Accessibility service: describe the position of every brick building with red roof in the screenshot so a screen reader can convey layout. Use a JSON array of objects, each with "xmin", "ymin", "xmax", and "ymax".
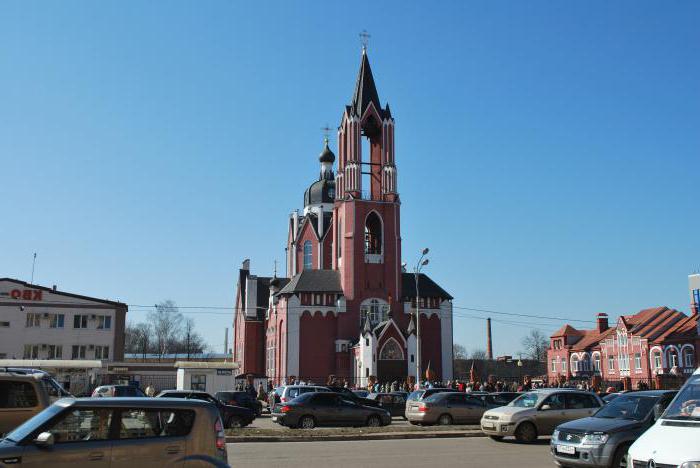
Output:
[{"xmin": 547, "ymin": 306, "xmax": 699, "ymax": 386}]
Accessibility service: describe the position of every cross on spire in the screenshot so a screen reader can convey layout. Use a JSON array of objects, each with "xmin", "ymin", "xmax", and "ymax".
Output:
[
  {"xmin": 273, "ymin": 259, "xmax": 278, "ymax": 277},
  {"xmin": 321, "ymin": 124, "xmax": 332, "ymax": 143},
  {"xmin": 359, "ymin": 30, "xmax": 371, "ymax": 52}
]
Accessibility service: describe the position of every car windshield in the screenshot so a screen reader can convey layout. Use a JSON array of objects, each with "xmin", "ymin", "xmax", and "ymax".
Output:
[
  {"xmin": 663, "ymin": 375, "xmax": 700, "ymax": 421},
  {"xmin": 407, "ymin": 391, "xmax": 424, "ymax": 401},
  {"xmin": 4, "ymin": 404, "xmax": 64, "ymax": 443},
  {"xmin": 594, "ymin": 394, "xmax": 658, "ymax": 420},
  {"xmin": 509, "ymin": 392, "xmax": 540, "ymax": 408}
]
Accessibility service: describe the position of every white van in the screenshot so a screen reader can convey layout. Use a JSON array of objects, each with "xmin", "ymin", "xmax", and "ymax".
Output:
[{"xmin": 628, "ymin": 367, "xmax": 700, "ymax": 467}]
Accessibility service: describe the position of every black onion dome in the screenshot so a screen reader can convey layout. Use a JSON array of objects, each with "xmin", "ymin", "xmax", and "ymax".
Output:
[
  {"xmin": 319, "ymin": 141, "xmax": 335, "ymax": 163},
  {"xmin": 304, "ymin": 178, "xmax": 336, "ymax": 206},
  {"xmin": 270, "ymin": 276, "xmax": 281, "ymax": 288}
]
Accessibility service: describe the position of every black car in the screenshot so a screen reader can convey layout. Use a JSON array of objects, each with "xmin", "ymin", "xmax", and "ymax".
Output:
[
  {"xmin": 484, "ymin": 392, "xmax": 522, "ymax": 407},
  {"xmin": 551, "ymin": 390, "xmax": 676, "ymax": 468},
  {"xmin": 366, "ymin": 392, "xmax": 407, "ymax": 417},
  {"xmin": 156, "ymin": 390, "xmax": 256, "ymax": 428},
  {"xmin": 325, "ymin": 386, "xmax": 381, "ymax": 408},
  {"xmin": 407, "ymin": 387, "xmax": 460, "ymax": 401},
  {"xmin": 215, "ymin": 390, "xmax": 263, "ymax": 416},
  {"xmin": 271, "ymin": 392, "xmax": 392, "ymax": 429}
]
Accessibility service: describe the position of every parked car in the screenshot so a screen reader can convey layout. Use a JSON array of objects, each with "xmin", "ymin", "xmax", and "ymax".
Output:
[
  {"xmin": 0, "ymin": 372, "xmax": 52, "ymax": 436},
  {"xmin": 551, "ymin": 390, "xmax": 676, "ymax": 468},
  {"xmin": 271, "ymin": 392, "xmax": 391, "ymax": 429},
  {"xmin": 277, "ymin": 385, "xmax": 330, "ymax": 406},
  {"xmin": 91, "ymin": 384, "xmax": 147, "ymax": 398},
  {"xmin": 481, "ymin": 389, "xmax": 603, "ymax": 443},
  {"xmin": 406, "ymin": 392, "xmax": 492, "ymax": 425},
  {"xmin": 325, "ymin": 386, "xmax": 380, "ymax": 408},
  {"xmin": 628, "ymin": 369, "xmax": 700, "ymax": 467},
  {"xmin": 406, "ymin": 387, "xmax": 460, "ymax": 402},
  {"xmin": 352, "ymin": 389, "xmax": 370, "ymax": 398},
  {"xmin": 1, "ymin": 368, "xmax": 72, "ymax": 400},
  {"xmin": 367, "ymin": 392, "xmax": 407, "ymax": 417},
  {"xmin": 0, "ymin": 397, "xmax": 229, "ymax": 467},
  {"xmin": 156, "ymin": 390, "xmax": 255, "ymax": 428},
  {"xmin": 215, "ymin": 390, "xmax": 263, "ymax": 416}
]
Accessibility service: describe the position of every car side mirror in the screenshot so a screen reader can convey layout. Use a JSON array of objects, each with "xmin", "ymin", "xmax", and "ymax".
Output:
[
  {"xmin": 540, "ymin": 404, "xmax": 551, "ymax": 411},
  {"xmin": 34, "ymin": 432, "xmax": 54, "ymax": 448}
]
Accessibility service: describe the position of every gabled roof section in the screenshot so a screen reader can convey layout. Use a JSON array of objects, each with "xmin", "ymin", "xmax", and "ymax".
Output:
[
  {"xmin": 278, "ymin": 269, "xmax": 343, "ymax": 295},
  {"xmin": 351, "ymin": 51, "xmax": 382, "ymax": 119},
  {"xmin": 571, "ymin": 328, "xmax": 615, "ymax": 351},
  {"xmin": 551, "ymin": 324, "xmax": 583, "ymax": 338},
  {"xmin": 0, "ymin": 278, "xmax": 126, "ymax": 307},
  {"xmin": 400, "ymin": 273, "xmax": 452, "ymax": 300}
]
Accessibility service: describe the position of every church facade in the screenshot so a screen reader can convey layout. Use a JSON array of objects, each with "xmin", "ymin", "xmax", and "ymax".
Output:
[{"xmin": 233, "ymin": 50, "xmax": 453, "ymax": 386}]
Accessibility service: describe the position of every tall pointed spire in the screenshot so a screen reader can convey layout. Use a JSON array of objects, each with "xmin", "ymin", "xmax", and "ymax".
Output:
[{"xmin": 351, "ymin": 51, "xmax": 382, "ymax": 118}]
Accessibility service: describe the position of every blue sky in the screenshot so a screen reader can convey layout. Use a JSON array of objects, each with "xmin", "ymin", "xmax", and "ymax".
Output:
[{"xmin": 2, "ymin": 1, "xmax": 698, "ymax": 357}]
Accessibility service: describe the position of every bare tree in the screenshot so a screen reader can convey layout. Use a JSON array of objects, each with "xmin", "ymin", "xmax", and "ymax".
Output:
[
  {"xmin": 149, "ymin": 300, "xmax": 184, "ymax": 360},
  {"xmin": 470, "ymin": 348, "xmax": 487, "ymax": 360},
  {"xmin": 521, "ymin": 329, "xmax": 549, "ymax": 362},
  {"xmin": 453, "ymin": 343, "xmax": 468, "ymax": 360},
  {"xmin": 179, "ymin": 317, "xmax": 205, "ymax": 359}
]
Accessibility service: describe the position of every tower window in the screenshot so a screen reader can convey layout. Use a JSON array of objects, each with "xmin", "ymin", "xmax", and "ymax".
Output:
[
  {"xmin": 303, "ymin": 241, "xmax": 313, "ymax": 269},
  {"xmin": 364, "ymin": 212, "xmax": 382, "ymax": 255}
]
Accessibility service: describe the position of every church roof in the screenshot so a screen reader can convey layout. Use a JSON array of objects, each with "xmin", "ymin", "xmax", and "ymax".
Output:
[
  {"xmin": 278, "ymin": 269, "xmax": 343, "ymax": 295},
  {"xmin": 400, "ymin": 273, "xmax": 453, "ymax": 300},
  {"xmin": 350, "ymin": 51, "xmax": 383, "ymax": 119}
]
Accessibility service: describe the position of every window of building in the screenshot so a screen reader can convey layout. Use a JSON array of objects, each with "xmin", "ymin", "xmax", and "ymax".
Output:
[
  {"xmin": 364, "ymin": 212, "xmax": 382, "ymax": 255},
  {"xmin": 25, "ymin": 313, "xmax": 41, "ymax": 328},
  {"xmin": 668, "ymin": 349, "xmax": 679, "ymax": 368},
  {"xmin": 562, "ymin": 360, "xmax": 567, "ymax": 372},
  {"xmin": 571, "ymin": 356, "xmax": 579, "ymax": 372},
  {"xmin": 191, "ymin": 374, "xmax": 206, "ymax": 391},
  {"xmin": 653, "ymin": 352, "xmax": 662, "ymax": 369},
  {"xmin": 551, "ymin": 359, "xmax": 556, "ymax": 372},
  {"xmin": 71, "ymin": 345, "xmax": 86, "ymax": 359},
  {"xmin": 693, "ymin": 289, "xmax": 700, "ymax": 308},
  {"xmin": 303, "ymin": 241, "xmax": 313, "ymax": 269},
  {"xmin": 337, "ymin": 218, "xmax": 343, "ymax": 259},
  {"xmin": 326, "ymin": 294, "xmax": 335, "ymax": 306},
  {"xmin": 313, "ymin": 294, "xmax": 322, "ymax": 306},
  {"xmin": 95, "ymin": 346, "xmax": 109, "ymax": 360},
  {"xmin": 73, "ymin": 315, "xmax": 88, "ymax": 329},
  {"xmin": 379, "ymin": 339, "xmax": 404, "ymax": 360},
  {"xmin": 608, "ymin": 356, "xmax": 615, "ymax": 371},
  {"xmin": 47, "ymin": 345, "xmax": 62, "ymax": 360},
  {"xmin": 0, "ymin": 321, "xmax": 9, "ymax": 328},
  {"xmin": 593, "ymin": 354, "xmax": 601, "ymax": 372},
  {"xmin": 23, "ymin": 344, "xmax": 39, "ymax": 359},
  {"xmin": 360, "ymin": 299, "xmax": 389, "ymax": 328},
  {"xmin": 97, "ymin": 315, "xmax": 111, "ymax": 330},
  {"xmin": 683, "ymin": 348, "xmax": 693, "ymax": 367},
  {"xmin": 49, "ymin": 314, "xmax": 65, "ymax": 328},
  {"xmin": 635, "ymin": 353, "xmax": 642, "ymax": 370}
]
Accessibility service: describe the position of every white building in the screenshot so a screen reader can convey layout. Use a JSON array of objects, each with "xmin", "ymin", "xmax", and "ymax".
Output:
[{"xmin": 0, "ymin": 278, "xmax": 127, "ymax": 362}]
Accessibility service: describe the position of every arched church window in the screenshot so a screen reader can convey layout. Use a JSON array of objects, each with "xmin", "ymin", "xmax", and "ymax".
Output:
[
  {"xmin": 667, "ymin": 348, "xmax": 679, "ymax": 368},
  {"xmin": 364, "ymin": 212, "xmax": 382, "ymax": 255},
  {"xmin": 683, "ymin": 347, "xmax": 694, "ymax": 368},
  {"xmin": 379, "ymin": 339, "xmax": 404, "ymax": 360},
  {"xmin": 303, "ymin": 241, "xmax": 313, "ymax": 269},
  {"xmin": 360, "ymin": 298, "xmax": 389, "ymax": 328}
]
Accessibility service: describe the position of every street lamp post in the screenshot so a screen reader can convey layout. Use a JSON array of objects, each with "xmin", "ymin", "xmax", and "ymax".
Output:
[{"xmin": 414, "ymin": 248, "xmax": 429, "ymax": 388}]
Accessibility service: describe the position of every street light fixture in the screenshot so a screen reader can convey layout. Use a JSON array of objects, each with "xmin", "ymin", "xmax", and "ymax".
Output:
[{"xmin": 414, "ymin": 248, "xmax": 429, "ymax": 388}]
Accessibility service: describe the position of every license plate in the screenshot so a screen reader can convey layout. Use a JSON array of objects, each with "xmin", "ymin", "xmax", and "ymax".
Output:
[
  {"xmin": 271, "ymin": 416, "xmax": 278, "ymax": 422},
  {"xmin": 556, "ymin": 445, "xmax": 576, "ymax": 455},
  {"xmin": 482, "ymin": 422, "xmax": 495, "ymax": 429}
]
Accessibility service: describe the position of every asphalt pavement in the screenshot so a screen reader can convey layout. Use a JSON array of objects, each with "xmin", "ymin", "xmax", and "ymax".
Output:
[{"xmin": 227, "ymin": 436, "xmax": 554, "ymax": 467}]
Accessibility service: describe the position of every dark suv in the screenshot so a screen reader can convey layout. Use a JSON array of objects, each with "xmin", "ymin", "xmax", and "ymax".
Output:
[
  {"xmin": 325, "ymin": 386, "xmax": 380, "ymax": 408},
  {"xmin": 215, "ymin": 391, "xmax": 262, "ymax": 416},
  {"xmin": 157, "ymin": 390, "xmax": 255, "ymax": 428},
  {"xmin": 551, "ymin": 390, "xmax": 676, "ymax": 468}
]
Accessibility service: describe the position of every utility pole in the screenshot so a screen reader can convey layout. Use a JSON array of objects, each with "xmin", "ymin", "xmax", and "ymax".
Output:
[{"xmin": 414, "ymin": 248, "xmax": 429, "ymax": 387}]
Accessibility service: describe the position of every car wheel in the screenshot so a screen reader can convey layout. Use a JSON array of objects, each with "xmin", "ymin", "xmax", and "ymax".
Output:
[
  {"xmin": 366, "ymin": 415, "xmax": 381, "ymax": 427},
  {"xmin": 227, "ymin": 416, "xmax": 242, "ymax": 429},
  {"xmin": 438, "ymin": 414, "xmax": 453, "ymax": 426},
  {"xmin": 611, "ymin": 444, "xmax": 630, "ymax": 468},
  {"xmin": 514, "ymin": 422, "xmax": 537, "ymax": 443},
  {"xmin": 488, "ymin": 435, "xmax": 504, "ymax": 441},
  {"xmin": 299, "ymin": 415, "xmax": 316, "ymax": 429}
]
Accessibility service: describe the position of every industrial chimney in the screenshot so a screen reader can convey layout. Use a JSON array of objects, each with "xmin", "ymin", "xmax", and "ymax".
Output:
[{"xmin": 486, "ymin": 318, "xmax": 493, "ymax": 360}]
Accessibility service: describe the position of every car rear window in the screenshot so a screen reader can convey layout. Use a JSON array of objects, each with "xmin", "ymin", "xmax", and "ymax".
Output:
[
  {"xmin": 118, "ymin": 409, "xmax": 195, "ymax": 439},
  {"xmin": 0, "ymin": 381, "xmax": 38, "ymax": 408}
]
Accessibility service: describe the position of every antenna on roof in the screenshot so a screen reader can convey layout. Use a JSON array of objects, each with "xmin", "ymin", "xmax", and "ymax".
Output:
[{"xmin": 30, "ymin": 252, "xmax": 37, "ymax": 284}]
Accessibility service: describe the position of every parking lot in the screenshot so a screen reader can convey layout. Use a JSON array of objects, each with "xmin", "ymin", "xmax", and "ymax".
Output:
[{"xmin": 228, "ymin": 437, "xmax": 554, "ymax": 467}]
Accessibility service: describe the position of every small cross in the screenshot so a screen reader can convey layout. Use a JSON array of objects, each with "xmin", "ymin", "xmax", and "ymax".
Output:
[
  {"xmin": 359, "ymin": 30, "xmax": 371, "ymax": 51},
  {"xmin": 273, "ymin": 260, "xmax": 278, "ymax": 277},
  {"xmin": 321, "ymin": 124, "xmax": 332, "ymax": 143}
]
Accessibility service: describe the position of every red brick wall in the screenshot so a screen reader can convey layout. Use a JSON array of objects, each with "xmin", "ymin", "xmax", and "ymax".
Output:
[
  {"xmin": 420, "ymin": 314, "xmax": 442, "ymax": 379},
  {"xmin": 299, "ymin": 311, "xmax": 337, "ymax": 382}
]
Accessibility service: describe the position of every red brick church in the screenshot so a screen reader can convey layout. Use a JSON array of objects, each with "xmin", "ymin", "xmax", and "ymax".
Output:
[{"xmin": 233, "ymin": 49, "xmax": 453, "ymax": 386}]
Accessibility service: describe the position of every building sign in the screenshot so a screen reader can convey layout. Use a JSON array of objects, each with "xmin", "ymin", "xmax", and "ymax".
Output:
[
  {"xmin": 216, "ymin": 369, "xmax": 233, "ymax": 376},
  {"xmin": 0, "ymin": 289, "xmax": 43, "ymax": 301}
]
